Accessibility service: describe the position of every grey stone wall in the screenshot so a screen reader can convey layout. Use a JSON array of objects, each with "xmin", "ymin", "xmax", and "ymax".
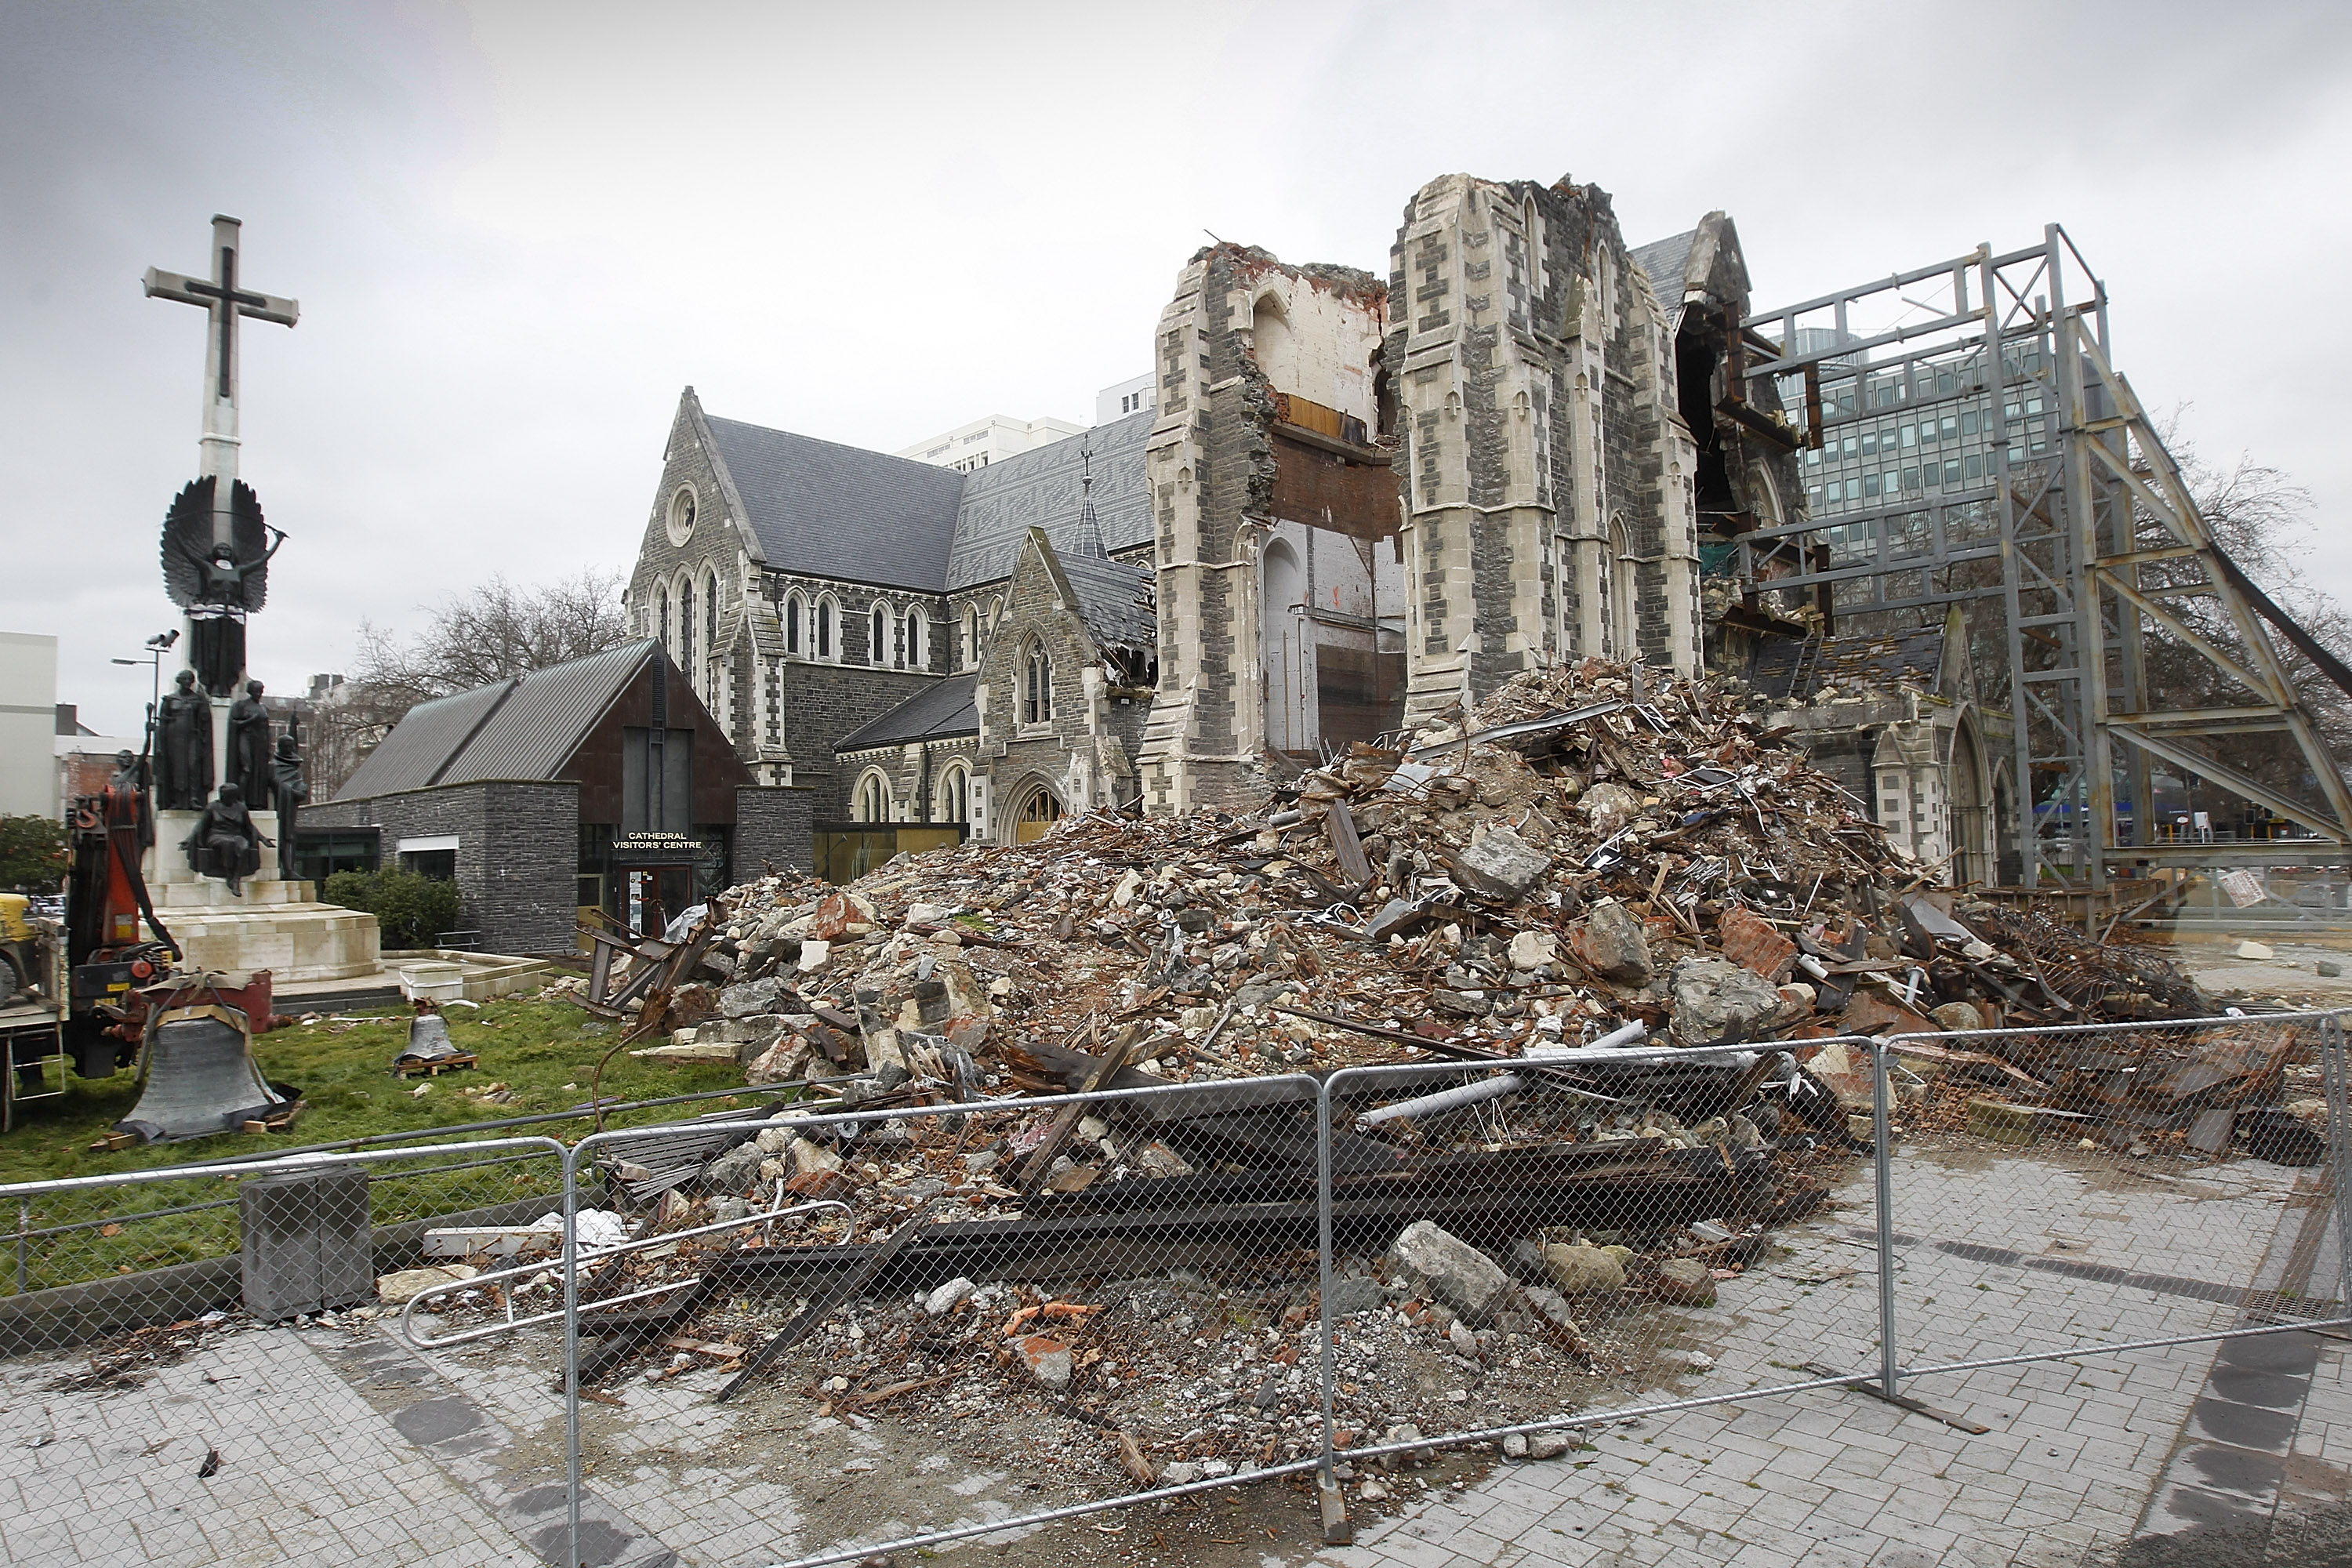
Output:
[
  {"xmin": 304, "ymin": 782, "xmax": 579, "ymax": 955},
  {"xmin": 735, "ymin": 785, "xmax": 815, "ymax": 875}
]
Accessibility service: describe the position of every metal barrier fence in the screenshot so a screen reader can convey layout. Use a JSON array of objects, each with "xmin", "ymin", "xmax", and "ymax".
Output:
[
  {"xmin": 0, "ymin": 1135, "xmax": 569, "ymax": 1558},
  {"xmin": 2, "ymin": 1012, "xmax": 2342, "ymax": 1567}
]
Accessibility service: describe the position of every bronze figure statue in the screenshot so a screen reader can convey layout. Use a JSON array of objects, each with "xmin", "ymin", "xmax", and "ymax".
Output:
[
  {"xmin": 182, "ymin": 782, "xmax": 270, "ymax": 897},
  {"xmin": 156, "ymin": 670, "xmax": 214, "ymax": 811},
  {"xmin": 227, "ymin": 679, "xmax": 273, "ymax": 804},
  {"xmin": 160, "ymin": 476, "xmax": 285, "ymax": 695},
  {"xmin": 270, "ymin": 731, "xmax": 308, "ymax": 883}
]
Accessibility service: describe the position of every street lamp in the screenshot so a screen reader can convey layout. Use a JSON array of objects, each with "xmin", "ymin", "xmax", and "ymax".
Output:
[{"xmin": 111, "ymin": 629, "xmax": 180, "ymax": 739}]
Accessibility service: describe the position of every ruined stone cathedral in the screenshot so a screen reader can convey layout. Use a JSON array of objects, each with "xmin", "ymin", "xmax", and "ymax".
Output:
[{"xmin": 625, "ymin": 171, "xmax": 1815, "ymax": 845}]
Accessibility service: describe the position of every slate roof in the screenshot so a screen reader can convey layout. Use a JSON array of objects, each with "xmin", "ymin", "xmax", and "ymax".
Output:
[
  {"xmin": 832, "ymin": 674, "xmax": 979, "ymax": 754},
  {"xmin": 1057, "ymin": 550, "xmax": 1156, "ymax": 652},
  {"xmin": 334, "ymin": 641, "xmax": 655, "ymax": 800},
  {"xmin": 699, "ymin": 405, "xmax": 1156, "ymax": 597},
  {"xmin": 945, "ymin": 410, "xmax": 1154, "ymax": 590},
  {"xmin": 1628, "ymin": 230, "xmax": 1697, "ymax": 327},
  {"xmin": 704, "ymin": 418, "xmax": 966, "ymax": 592}
]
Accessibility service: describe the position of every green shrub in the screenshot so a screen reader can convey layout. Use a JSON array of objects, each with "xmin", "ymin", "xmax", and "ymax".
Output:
[
  {"xmin": 0, "ymin": 815, "xmax": 67, "ymax": 893},
  {"xmin": 321, "ymin": 867, "xmax": 464, "ymax": 949}
]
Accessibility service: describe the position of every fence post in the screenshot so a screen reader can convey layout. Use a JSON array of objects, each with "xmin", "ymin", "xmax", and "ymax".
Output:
[
  {"xmin": 2324, "ymin": 1016, "xmax": 2352, "ymax": 1316},
  {"xmin": 1314, "ymin": 1072, "xmax": 1345, "ymax": 1543},
  {"xmin": 1873, "ymin": 1036, "xmax": 1899, "ymax": 1399},
  {"xmin": 563, "ymin": 1141, "xmax": 585, "ymax": 1568}
]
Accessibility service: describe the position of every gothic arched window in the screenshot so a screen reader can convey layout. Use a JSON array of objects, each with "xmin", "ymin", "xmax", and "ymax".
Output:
[
  {"xmin": 871, "ymin": 604, "xmax": 890, "ymax": 667},
  {"xmin": 1022, "ymin": 639, "xmax": 1052, "ymax": 726},
  {"xmin": 816, "ymin": 596, "xmax": 837, "ymax": 660},
  {"xmin": 904, "ymin": 609, "xmax": 926, "ymax": 670},
  {"xmin": 785, "ymin": 590, "xmax": 804, "ymax": 656},
  {"xmin": 938, "ymin": 762, "xmax": 969, "ymax": 824},
  {"xmin": 855, "ymin": 769, "xmax": 891, "ymax": 822}
]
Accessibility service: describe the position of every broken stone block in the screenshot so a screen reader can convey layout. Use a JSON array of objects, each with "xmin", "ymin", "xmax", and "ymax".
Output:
[
  {"xmin": 1323, "ymin": 1276, "xmax": 1385, "ymax": 1316},
  {"xmin": 376, "ymin": 1264, "xmax": 477, "ymax": 1306},
  {"xmin": 1507, "ymin": 928, "xmax": 1558, "ymax": 972},
  {"xmin": 924, "ymin": 1277, "xmax": 975, "ymax": 1316},
  {"xmin": 787, "ymin": 1136, "xmax": 842, "ymax": 1178},
  {"xmin": 798, "ymin": 938, "xmax": 832, "ymax": 973},
  {"xmin": 1387, "ymin": 1219, "xmax": 1510, "ymax": 1319},
  {"xmin": 2236, "ymin": 939, "xmax": 2276, "ymax": 960},
  {"xmin": 1570, "ymin": 899, "xmax": 1652, "ymax": 984},
  {"xmin": 1525, "ymin": 1432, "xmax": 1571, "ymax": 1461},
  {"xmin": 2320, "ymin": 960, "xmax": 2344, "ymax": 978},
  {"xmin": 1653, "ymin": 1256, "xmax": 1718, "ymax": 1305},
  {"xmin": 1540, "ymin": 1242, "xmax": 1624, "ymax": 1294},
  {"xmin": 1517, "ymin": 1283, "xmax": 1580, "ymax": 1334},
  {"xmin": 1668, "ymin": 957, "xmax": 1784, "ymax": 1044},
  {"xmin": 702, "ymin": 1141, "xmax": 765, "ymax": 1196},
  {"xmin": 1454, "ymin": 826, "xmax": 1551, "ymax": 902},
  {"xmin": 720, "ymin": 977, "xmax": 785, "ymax": 1018},
  {"xmin": 808, "ymin": 892, "xmax": 876, "ymax": 942},
  {"xmin": 1930, "ymin": 1001, "xmax": 1987, "ymax": 1034},
  {"xmin": 1581, "ymin": 782, "xmax": 1644, "ymax": 836},
  {"xmin": 1015, "ymin": 1334, "xmax": 1073, "ymax": 1390},
  {"xmin": 746, "ymin": 1039, "xmax": 811, "ymax": 1086}
]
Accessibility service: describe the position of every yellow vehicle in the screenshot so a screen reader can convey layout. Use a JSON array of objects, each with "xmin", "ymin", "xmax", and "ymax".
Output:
[{"xmin": 0, "ymin": 892, "xmax": 41, "ymax": 1000}]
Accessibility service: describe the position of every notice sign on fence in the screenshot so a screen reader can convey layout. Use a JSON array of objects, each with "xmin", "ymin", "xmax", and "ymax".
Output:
[{"xmin": 2219, "ymin": 869, "xmax": 2267, "ymax": 907}]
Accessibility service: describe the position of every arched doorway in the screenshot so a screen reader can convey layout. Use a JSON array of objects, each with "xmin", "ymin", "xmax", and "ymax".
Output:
[
  {"xmin": 1948, "ymin": 718, "xmax": 1987, "ymax": 887},
  {"xmin": 1014, "ymin": 786, "xmax": 1064, "ymax": 844}
]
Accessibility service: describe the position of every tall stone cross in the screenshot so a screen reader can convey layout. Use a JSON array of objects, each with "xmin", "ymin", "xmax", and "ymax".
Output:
[{"xmin": 143, "ymin": 215, "xmax": 299, "ymax": 546}]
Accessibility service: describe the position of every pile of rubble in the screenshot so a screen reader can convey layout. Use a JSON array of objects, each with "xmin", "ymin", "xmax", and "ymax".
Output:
[
  {"xmin": 638, "ymin": 659, "xmax": 2228, "ymax": 1102},
  {"xmin": 517, "ymin": 659, "xmax": 2318, "ymax": 1492}
]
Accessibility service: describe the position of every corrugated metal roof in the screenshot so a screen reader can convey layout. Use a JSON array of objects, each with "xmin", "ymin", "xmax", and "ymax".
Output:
[
  {"xmin": 333, "ymin": 679, "xmax": 514, "ymax": 799},
  {"xmin": 445, "ymin": 640, "xmax": 652, "ymax": 786},
  {"xmin": 332, "ymin": 641, "xmax": 658, "ymax": 800},
  {"xmin": 832, "ymin": 674, "xmax": 980, "ymax": 754}
]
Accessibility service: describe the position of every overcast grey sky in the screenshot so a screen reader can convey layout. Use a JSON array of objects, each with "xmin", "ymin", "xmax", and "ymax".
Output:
[{"xmin": 5, "ymin": 0, "xmax": 2348, "ymax": 737}]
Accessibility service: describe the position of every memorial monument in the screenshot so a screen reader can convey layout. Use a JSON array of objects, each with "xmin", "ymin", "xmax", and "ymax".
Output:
[{"xmin": 138, "ymin": 216, "xmax": 376, "ymax": 979}]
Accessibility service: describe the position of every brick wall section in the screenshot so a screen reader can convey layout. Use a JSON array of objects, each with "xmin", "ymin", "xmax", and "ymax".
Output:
[
  {"xmin": 304, "ymin": 782, "xmax": 578, "ymax": 954},
  {"xmin": 734, "ymin": 785, "xmax": 815, "ymax": 875}
]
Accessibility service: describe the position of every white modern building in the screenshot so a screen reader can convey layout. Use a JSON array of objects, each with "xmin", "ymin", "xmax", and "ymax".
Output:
[
  {"xmin": 895, "ymin": 413, "xmax": 1085, "ymax": 474},
  {"xmin": 1094, "ymin": 372, "xmax": 1155, "ymax": 425},
  {"xmin": 0, "ymin": 632, "xmax": 60, "ymax": 820}
]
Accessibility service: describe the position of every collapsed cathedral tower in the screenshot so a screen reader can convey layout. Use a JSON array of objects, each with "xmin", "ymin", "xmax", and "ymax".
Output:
[{"xmin": 621, "ymin": 170, "xmax": 1809, "ymax": 841}]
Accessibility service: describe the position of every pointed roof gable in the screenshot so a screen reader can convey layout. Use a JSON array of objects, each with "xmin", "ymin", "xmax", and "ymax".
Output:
[{"xmin": 702, "ymin": 413, "xmax": 966, "ymax": 591}]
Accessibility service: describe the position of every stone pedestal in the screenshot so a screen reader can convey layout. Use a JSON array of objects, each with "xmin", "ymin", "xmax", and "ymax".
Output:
[{"xmin": 145, "ymin": 809, "xmax": 380, "ymax": 982}]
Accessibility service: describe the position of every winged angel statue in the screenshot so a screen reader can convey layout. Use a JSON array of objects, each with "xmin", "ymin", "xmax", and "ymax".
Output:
[{"xmin": 161, "ymin": 476, "xmax": 285, "ymax": 695}]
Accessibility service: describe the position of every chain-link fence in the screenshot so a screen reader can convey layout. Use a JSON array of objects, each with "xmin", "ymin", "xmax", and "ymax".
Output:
[
  {"xmin": 11, "ymin": 1011, "xmax": 2337, "ymax": 1566},
  {"xmin": 0, "ymin": 1135, "xmax": 569, "ymax": 1557},
  {"xmin": 518, "ymin": 1013, "xmax": 2345, "ymax": 1566},
  {"xmin": 1876, "ymin": 1012, "xmax": 2350, "ymax": 1402}
]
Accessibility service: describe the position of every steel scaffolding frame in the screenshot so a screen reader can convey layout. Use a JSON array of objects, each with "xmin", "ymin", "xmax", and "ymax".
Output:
[{"xmin": 1734, "ymin": 225, "xmax": 2352, "ymax": 892}]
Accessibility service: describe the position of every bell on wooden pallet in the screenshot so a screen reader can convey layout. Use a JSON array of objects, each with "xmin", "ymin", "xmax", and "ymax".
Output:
[{"xmin": 115, "ymin": 968, "xmax": 290, "ymax": 1142}]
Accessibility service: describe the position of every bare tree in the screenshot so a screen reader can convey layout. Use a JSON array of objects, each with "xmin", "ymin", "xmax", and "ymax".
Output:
[{"xmin": 309, "ymin": 569, "xmax": 629, "ymax": 797}]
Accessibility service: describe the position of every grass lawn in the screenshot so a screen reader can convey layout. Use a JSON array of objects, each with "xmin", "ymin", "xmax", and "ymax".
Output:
[{"xmin": 0, "ymin": 995, "xmax": 773, "ymax": 1292}]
